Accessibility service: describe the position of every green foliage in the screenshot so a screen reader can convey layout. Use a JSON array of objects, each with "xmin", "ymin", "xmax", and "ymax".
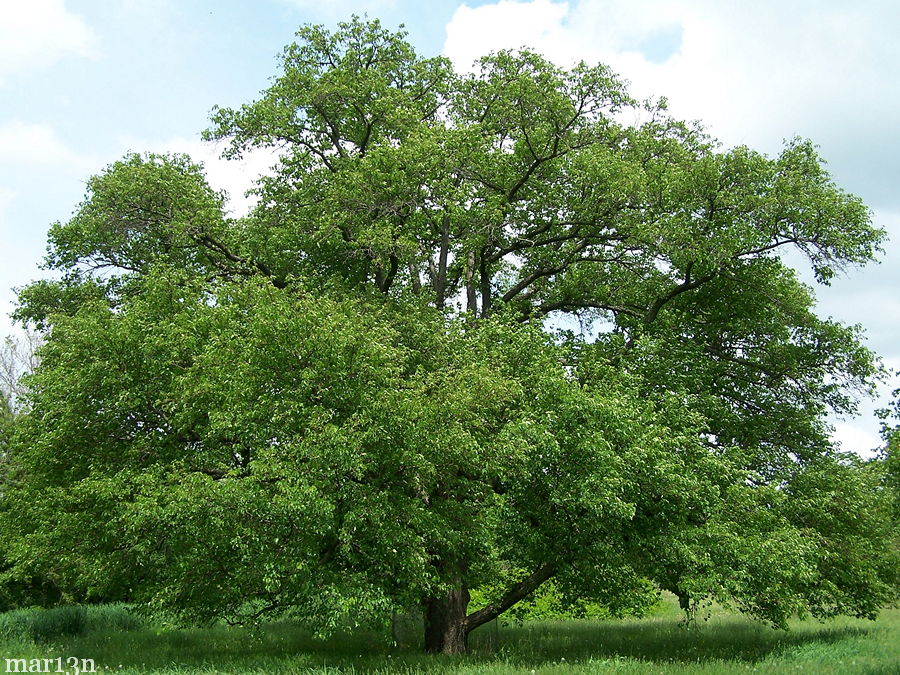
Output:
[
  {"xmin": 4, "ymin": 272, "xmax": 686, "ymax": 630},
  {"xmin": 2, "ymin": 15, "xmax": 896, "ymax": 654},
  {"xmin": 876, "ymin": 376, "xmax": 900, "ymax": 524},
  {"xmin": 469, "ymin": 578, "xmax": 662, "ymax": 623},
  {"xmin": 45, "ymin": 153, "xmax": 227, "ymax": 274}
]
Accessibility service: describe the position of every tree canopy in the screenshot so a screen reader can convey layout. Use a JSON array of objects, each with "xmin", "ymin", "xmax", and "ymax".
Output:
[{"xmin": 1, "ymin": 17, "xmax": 897, "ymax": 654}]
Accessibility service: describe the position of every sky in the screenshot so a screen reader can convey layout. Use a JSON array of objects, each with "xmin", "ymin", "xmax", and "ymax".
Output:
[{"xmin": 1, "ymin": 0, "xmax": 898, "ymax": 454}]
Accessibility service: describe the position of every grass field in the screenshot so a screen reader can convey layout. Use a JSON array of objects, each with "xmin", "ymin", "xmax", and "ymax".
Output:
[{"xmin": 2, "ymin": 599, "xmax": 898, "ymax": 674}]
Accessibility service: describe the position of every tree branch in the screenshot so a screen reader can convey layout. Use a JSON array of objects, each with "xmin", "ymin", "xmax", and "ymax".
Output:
[
  {"xmin": 435, "ymin": 213, "xmax": 450, "ymax": 308},
  {"xmin": 643, "ymin": 263, "xmax": 716, "ymax": 325},
  {"xmin": 465, "ymin": 562, "xmax": 557, "ymax": 630},
  {"xmin": 194, "ymin": 233, "xmax": 285, "ymax": 288}
]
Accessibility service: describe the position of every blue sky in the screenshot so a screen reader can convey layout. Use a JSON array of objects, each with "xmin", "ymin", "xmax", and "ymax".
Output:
[{"xmin": 1, "ymin": 0, "xmax": 898, "ymax": 453}]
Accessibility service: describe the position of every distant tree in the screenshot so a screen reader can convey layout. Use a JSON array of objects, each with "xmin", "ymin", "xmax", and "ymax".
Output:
[
  {"xmin": 0, "ymin": 329, "xmax": 42, "ymax": 414},
  {"xmin": 0, "ymin": 328, "xmax": 42, "ymax": 478},
  {"xmin": 0, "ymin": 329, "xmax": 54, "ymax": 611},
  {"xmin": 2, "ymin": 18, "xmax": 897, "ymax": 654}
]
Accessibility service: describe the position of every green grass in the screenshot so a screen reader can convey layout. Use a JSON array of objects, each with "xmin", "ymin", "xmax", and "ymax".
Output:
[{"xmin": 1, "ymin": 600, "xmax": 898, "ymax": 674}]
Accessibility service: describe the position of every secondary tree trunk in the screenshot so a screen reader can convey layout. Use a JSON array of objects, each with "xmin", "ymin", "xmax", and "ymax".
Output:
[{"xmin": 423, "ymin": 586, "xmax": 470, "ymax": 654}]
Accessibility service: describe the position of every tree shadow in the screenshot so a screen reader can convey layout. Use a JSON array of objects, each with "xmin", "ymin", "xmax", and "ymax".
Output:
[{"xmin": 464, "ymin": 615, "xmax": 875, "ymax": 667}]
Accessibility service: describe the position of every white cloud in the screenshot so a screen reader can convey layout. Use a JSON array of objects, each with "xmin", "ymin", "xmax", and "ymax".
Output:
[
  {"xmin": 445, "ymin": 0, "xmax": 571, "ymax": 70},
  {"xmin": 0, "ymin": 124, "xmax": 276, "ymax": 218},
  {"xmin": 279, "ymin": 0, "xmax": 398, "ymax": 20},
  {"xmin": 0, "ymin": 122, "xmax": 97, "ymax": 173},
  {"xmin": 0, "ymin": 0, "xmax": 98, "ymax": 85},
  {"xmin": 443, "ymin": 1, "xmax": 900, "ymax": 160},
  {"xmin": 832, "ymin": 422, "xmax": 883, "ymax": 457},
  {"xmin": 0, "ymin": 187, "xmax": 13, "ymax": 215},
  {"xmin": 0, "ymin": 187, "xmax": 15, "ymax": 237}
]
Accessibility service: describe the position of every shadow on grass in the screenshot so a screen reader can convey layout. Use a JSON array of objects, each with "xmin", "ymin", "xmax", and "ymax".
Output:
[{"xmin": 471, "ymin": 616, "xmax": 874, "ymax": 667}]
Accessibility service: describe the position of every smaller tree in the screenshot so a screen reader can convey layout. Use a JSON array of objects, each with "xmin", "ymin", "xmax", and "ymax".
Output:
[
  {"xmin": 0, "ymin": 328, "xmax": 43, "ymax": 475},
  {"xmin": 0, "ymin": 329, "xmax": 42, "ymax": 414}
]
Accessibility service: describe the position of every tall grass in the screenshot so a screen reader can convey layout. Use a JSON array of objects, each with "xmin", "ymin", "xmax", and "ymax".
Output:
[
  {"xmin": 1, "ymin": 602, "xmax": 898, "ymax": 673},
  {"xmin": 0, "ymin": 604, "xmax": 142, "ymax": 644}
]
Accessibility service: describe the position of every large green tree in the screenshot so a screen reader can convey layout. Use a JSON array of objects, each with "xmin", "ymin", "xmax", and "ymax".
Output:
[{"xmin": 2, "ymin": 18, "xmax": 897, "ymax": 654}]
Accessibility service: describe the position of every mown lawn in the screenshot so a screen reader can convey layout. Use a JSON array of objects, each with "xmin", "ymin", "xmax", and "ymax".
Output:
[{"xmin": 2, "ymin": 600, "xmax": 898, "ymax": 674}]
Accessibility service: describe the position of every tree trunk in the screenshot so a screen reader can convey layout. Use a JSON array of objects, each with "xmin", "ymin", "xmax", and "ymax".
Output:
[
  {"xmin": 479, "ymin": 246, "xmax": 492, "ymax": 317},
  {"xmin": 676, "ymin": 588, "xmax": 691, "ymax": 614},
  {"xmin": 421, "ymin": 563, "xmax": 556, "ymax": 655},
  {"xmin": 423, "ymin": 586, "xmax": 470, "ymax": 654},
  {"xmin": 435, "ymin": 213, "xmax": 450, "ymax": 309},
  {"xmin": 465, "ymin": 250, "xmax": 477, "ymax": 314}
]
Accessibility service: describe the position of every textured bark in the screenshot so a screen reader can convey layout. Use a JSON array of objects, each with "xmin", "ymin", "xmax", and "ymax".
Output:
[
  {"xmin": 423, "ymin": 587, "xmax": 470, "ymax": 654},
  {"xmin": 422, "ymin": 563, "xmax": 557, "ymax": 654}
]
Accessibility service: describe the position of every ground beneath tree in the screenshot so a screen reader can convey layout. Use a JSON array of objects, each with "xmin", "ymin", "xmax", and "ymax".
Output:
[{"xmin": 1, "ymin": 600, "xmax": 898, "ymax": 673}]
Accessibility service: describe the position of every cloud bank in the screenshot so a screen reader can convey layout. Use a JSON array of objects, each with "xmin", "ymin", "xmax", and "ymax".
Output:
[
  {"xmin": 444, "ymin": 0, "xmax": 900, "ymax": 211},
  {"xmin": 0, "ymin": 0, "xmax": 98, "ymax": 85}
]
